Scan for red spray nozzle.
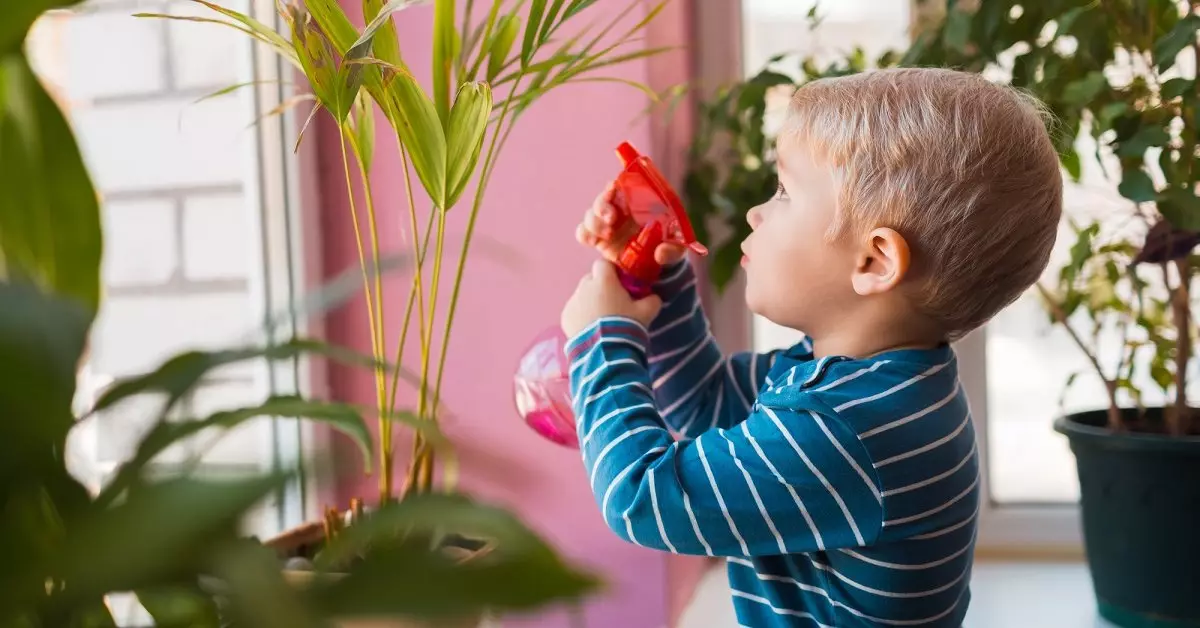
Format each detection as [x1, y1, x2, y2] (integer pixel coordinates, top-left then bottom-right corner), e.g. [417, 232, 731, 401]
[611, 142, 708, 288]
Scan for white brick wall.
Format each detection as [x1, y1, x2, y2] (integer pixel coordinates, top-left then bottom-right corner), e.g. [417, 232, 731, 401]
[183, 193, 252, 281]
[91, 293, 254, 377]
[168, 1, 246, 89]
[75, 96, 249, 192]
[102, 198, 178, 286]
[63, 9, 166, 100]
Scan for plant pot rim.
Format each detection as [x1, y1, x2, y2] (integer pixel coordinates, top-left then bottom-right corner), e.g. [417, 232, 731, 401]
[1054, 409, 1200, 454]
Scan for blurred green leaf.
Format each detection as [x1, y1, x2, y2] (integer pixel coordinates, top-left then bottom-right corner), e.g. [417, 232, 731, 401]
[56, 474, 288, 603]
[1062, 71, 1106, 106]
[137, 585, 220, 628]
[1161, 77, 1194, 100]
[488, 15, 521, 81]
[1118, 169, 1156, 203]
[311, 494, 600, 617]
[433, 0, 456, 124]
[0, 53, 103, 313]
[1153, 13, 1200, 73]
[445, 82, 493, 208]
[0, 0, 82, 53]
[0, 282, 90, 465]
[210, 541, 323, 628]
[1116, 125, 1170, 157]
[1157, 188, 1200, 231]
[1055, 5, 1090, 38]
[944, 8, 972, 53]
[1061, 149, 1082, 182]
[101, 395, 404, 503]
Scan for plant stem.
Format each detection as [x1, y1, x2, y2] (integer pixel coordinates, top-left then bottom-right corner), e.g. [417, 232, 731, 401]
[428, 75, 525, 454]
[338, 123, 389, 495]
[387, 209, 436, 417]
[1170, 257, 1191, 435]
[390, 142, 432, 500]
[347, 126, 390, 505]
[1036, 282, 1121, 429]
[414, 210, 447, 493]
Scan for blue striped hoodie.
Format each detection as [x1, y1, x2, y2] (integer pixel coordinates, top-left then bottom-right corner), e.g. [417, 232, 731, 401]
[566, 260, 980, 627]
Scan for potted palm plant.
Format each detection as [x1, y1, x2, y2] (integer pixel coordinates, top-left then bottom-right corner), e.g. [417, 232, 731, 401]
[684, 1, 1200, 626]
[1, 0, 603, 626]
[138, 0, 673, 623]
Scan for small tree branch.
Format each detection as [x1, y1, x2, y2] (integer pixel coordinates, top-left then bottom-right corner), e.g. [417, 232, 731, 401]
[1036, 283, 1123, 429]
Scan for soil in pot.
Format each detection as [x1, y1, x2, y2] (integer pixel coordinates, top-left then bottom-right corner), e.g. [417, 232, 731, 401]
[1056, 408, 1200, 628]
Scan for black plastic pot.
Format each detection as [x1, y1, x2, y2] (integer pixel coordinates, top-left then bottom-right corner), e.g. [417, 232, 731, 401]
[1055, 409, 1200, 628]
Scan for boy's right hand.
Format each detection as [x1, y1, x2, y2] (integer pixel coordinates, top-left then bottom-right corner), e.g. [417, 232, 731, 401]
[575, 181, 688, 266]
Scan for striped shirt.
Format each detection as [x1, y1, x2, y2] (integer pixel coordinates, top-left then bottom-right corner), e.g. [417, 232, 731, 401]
[566, 260, 979, 627]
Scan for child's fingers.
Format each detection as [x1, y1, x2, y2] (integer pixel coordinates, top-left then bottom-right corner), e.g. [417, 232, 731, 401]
[576, 223, 598, 247]
[654, 243, 687, 265]
[583, 209, 611, 238]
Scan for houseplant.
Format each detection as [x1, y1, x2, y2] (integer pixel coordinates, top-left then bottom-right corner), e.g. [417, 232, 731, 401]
[144, 0, 672, 505]
[685, 1, 1200, 625]
[1, 0, 599, 626]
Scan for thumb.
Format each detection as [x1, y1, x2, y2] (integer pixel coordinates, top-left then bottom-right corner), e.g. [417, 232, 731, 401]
[632, 294, 663, 325]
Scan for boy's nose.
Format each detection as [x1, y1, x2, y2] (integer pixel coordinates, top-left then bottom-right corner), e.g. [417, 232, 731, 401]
[747, 205, 763, 229]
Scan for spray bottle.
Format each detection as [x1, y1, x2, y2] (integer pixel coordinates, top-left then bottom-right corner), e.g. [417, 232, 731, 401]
[513, 142, 708, 447]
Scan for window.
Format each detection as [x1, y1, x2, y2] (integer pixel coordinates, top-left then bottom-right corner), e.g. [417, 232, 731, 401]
[735, 0, 1110, 551]
[27, 0, 315, 618]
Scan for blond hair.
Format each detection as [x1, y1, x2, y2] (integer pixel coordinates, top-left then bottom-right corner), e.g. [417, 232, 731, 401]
[782, 67, 1062, 338]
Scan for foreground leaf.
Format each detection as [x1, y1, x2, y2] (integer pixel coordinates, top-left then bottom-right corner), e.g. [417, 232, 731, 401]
[0, 282, 90, 469]
[210, 541, 323, 628]
[0, 53, 103, 313]
[0, 0, 83, 53]
[311, 494, 600, 618]
[137, 585, 220, 628]
[55, 474, 288, 603]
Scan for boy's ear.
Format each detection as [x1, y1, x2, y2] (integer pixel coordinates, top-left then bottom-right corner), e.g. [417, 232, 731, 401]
[851, 227, 910, 296]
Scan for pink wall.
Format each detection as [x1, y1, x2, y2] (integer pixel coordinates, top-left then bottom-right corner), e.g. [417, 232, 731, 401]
[312, 2, 696, 626]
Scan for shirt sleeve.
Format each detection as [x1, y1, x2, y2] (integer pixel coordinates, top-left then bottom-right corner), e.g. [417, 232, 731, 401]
[648, 260, 777, 439]
[568, 316, 884, 557]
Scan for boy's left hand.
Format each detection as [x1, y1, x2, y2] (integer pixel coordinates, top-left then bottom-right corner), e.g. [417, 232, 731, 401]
[561, 260, 663, 338]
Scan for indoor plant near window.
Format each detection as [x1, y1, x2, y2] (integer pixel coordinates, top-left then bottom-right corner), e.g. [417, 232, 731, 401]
[685, 1, 1200, 626]
[138, 0, 671, 623]
[1, 0, 602, 626]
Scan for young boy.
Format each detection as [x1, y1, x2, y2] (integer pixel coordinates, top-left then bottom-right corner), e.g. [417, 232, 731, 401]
[560, 68, 1062, 627]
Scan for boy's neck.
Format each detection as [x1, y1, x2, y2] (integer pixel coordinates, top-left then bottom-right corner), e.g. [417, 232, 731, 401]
[807, 312, 947, 360]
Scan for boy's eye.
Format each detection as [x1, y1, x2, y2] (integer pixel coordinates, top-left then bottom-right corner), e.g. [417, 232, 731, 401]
[775, 181, 789, 199]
